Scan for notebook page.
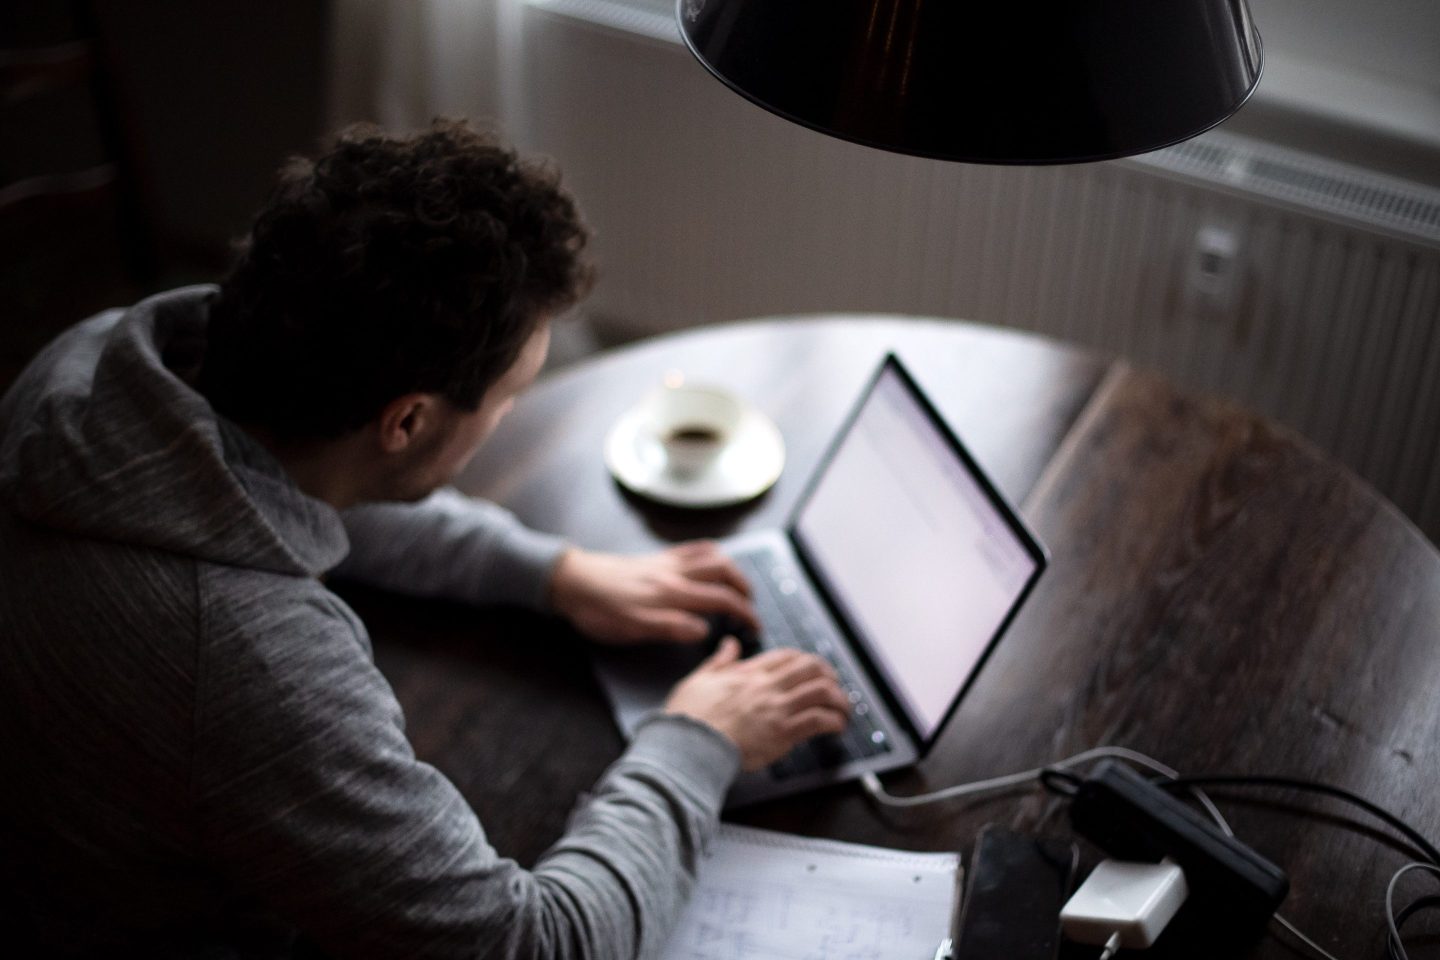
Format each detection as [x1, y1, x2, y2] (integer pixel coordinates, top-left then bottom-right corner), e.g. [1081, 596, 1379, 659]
[661, 824, 961, 960]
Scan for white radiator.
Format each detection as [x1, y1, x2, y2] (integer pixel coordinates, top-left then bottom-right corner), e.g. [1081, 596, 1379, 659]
[512, 0, 1440, 543]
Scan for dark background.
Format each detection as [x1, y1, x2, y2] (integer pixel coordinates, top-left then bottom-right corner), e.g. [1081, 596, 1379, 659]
[1, 0, 329, 390]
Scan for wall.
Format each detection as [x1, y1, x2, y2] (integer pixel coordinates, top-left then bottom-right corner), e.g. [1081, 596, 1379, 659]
[95, 0, 331, 263]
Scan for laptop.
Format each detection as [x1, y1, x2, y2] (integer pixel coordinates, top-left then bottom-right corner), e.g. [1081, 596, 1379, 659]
[592, 353, 1048, 806]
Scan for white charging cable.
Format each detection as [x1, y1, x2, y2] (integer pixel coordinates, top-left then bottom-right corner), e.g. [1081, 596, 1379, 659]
[860, 744, 1230, 829]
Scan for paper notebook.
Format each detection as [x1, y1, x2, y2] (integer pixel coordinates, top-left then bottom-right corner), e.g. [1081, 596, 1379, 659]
[661, 824, 961, 960]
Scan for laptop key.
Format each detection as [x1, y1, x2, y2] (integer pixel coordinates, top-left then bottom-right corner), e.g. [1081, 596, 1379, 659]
[865, 729, 892, 755]
[770, 725, 889, 780]
[841, 715, 891, 758]
[811, 734, 849, 767]
[770, 743, 822, 780]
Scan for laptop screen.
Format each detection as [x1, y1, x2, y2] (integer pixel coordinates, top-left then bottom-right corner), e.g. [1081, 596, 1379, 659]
[791, 358, 1043, 744]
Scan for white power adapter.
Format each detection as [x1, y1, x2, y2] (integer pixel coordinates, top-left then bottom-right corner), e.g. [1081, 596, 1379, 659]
[1060, 859, 1188, 957]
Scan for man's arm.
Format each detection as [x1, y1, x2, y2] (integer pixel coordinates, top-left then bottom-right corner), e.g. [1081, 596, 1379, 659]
[333, 487, 566, 610]
[196, 577, 738, 960]
[334, 491, 761, 647]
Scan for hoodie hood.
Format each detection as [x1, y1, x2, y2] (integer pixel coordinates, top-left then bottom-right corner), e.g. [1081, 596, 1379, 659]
[0, 286, 347, 576]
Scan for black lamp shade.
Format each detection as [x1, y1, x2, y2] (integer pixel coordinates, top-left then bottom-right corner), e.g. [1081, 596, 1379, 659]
[677, 0, 1263, 164]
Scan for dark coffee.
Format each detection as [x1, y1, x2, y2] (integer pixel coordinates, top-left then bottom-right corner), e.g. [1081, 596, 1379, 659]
[666, 424, 722, 444]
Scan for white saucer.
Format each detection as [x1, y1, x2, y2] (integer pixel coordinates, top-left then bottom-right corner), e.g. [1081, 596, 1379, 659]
[604, 395, 785, 508]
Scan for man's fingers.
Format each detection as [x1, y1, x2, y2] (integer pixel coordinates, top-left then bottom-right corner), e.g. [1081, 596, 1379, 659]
[761, 651, 837, 689]
[670, 541, 753, 598]
[700, 636, 741, 669]
[746, 647, 809, 675]
[679, 554, 753, 598]
[664, 577, 759, 632]
[642, 609, 710, 644]
[670, 540, 719, 558]
[781, 706, 849, 742]
[781, 677, 852, 716]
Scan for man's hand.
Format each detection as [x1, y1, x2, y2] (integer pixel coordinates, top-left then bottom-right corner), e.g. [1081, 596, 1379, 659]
[549, 542, 758, 645]
[664, 638, 851, 771]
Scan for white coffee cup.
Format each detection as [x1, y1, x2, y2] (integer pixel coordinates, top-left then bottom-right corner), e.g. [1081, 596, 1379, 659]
[651, 381, 744, 477]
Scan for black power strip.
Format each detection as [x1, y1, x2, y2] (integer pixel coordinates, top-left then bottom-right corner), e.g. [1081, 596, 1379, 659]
[1069, 761, 1290, 942]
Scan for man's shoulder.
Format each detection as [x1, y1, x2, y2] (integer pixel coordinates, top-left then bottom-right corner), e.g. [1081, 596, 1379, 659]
[199, 564, 369, 660]
[191, 565, 403, 789]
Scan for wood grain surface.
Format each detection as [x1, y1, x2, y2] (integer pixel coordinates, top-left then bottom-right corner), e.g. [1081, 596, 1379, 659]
[338, 316, 1440, 959]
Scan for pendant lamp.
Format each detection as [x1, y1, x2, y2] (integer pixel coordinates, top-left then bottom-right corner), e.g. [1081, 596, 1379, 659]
[677, 0, 1263, 164]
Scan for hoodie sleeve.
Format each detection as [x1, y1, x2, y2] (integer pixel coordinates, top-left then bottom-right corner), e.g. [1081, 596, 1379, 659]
[196, 575, 739, 960]
[332, 488, 568, 612]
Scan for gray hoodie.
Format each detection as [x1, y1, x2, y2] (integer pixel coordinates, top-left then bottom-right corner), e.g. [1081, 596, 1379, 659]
[0, 286, 739, 958]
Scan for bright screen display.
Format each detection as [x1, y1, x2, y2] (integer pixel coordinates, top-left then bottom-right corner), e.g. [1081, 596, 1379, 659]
[793, 365, 1039, 741]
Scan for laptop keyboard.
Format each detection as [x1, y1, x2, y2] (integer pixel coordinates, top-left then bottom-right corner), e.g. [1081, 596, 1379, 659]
[732, 550, 892, 779]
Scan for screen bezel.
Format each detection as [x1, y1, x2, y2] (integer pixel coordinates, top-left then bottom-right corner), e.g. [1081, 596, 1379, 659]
[785, 353, 1049, 753]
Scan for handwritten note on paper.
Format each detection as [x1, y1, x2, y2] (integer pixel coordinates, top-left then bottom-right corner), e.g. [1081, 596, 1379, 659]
[661, 824, 960, 960]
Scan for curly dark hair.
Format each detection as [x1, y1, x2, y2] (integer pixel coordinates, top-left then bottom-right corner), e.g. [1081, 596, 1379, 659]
[198, 119, 593, 441]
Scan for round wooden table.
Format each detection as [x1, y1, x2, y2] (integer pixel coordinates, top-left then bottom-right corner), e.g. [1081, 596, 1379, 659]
[341, 316, 1440, 959]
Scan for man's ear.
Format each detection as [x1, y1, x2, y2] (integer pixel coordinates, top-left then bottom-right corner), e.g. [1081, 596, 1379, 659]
[374, 393, 440, 455]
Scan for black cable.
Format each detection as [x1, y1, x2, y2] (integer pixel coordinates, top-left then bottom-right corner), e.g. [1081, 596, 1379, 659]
[1393, 894, 1440, 929]
[1155, 775, 1440, 868]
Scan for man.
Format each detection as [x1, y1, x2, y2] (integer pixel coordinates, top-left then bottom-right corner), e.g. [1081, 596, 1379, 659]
[0, 120, 849, 957]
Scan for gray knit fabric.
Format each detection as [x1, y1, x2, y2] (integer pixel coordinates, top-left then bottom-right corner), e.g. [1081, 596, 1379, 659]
[0, 287, 739, 958]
